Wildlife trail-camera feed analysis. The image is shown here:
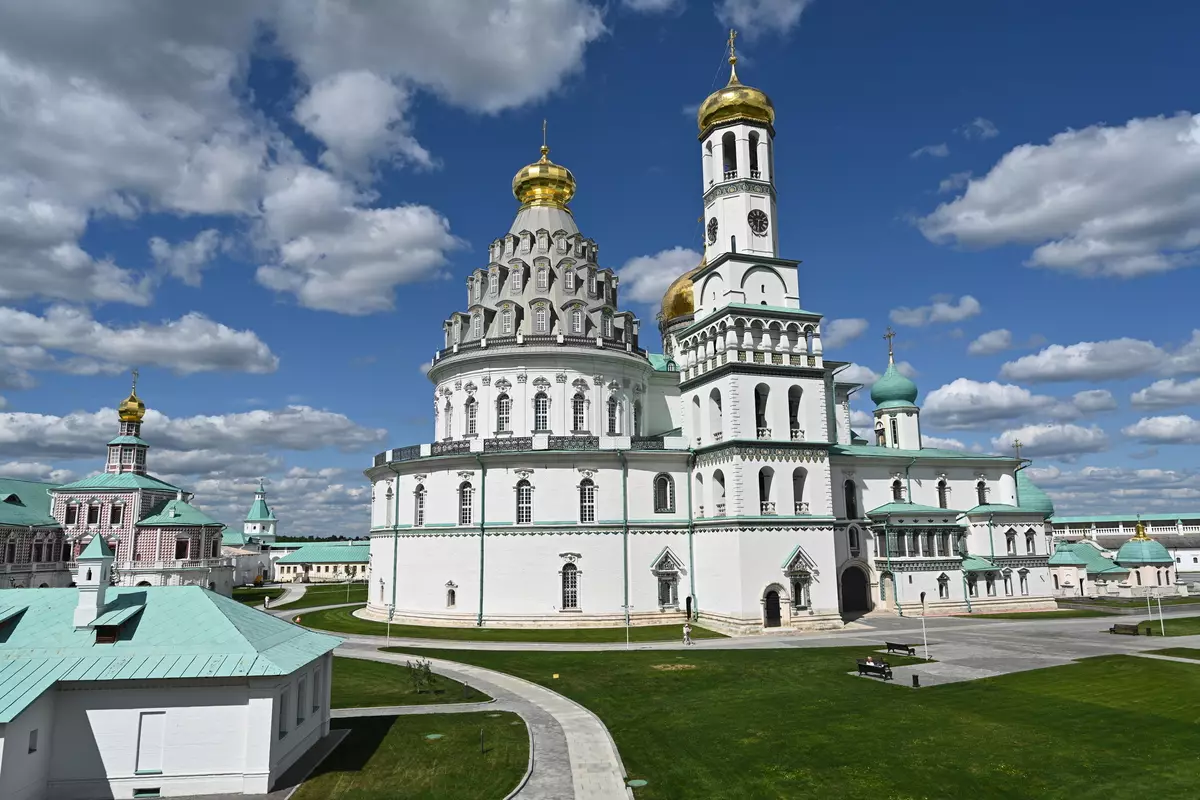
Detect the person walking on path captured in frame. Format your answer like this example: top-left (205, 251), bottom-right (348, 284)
top-left (683, 622), bottom-right (693, 646)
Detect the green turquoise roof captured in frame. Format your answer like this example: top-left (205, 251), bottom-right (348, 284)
top-left (275, 542), bottom-right (370, 564)
top-left (646, 353), bottom-right (679, 372)
top-left (107, 435), bottom-right (150, 447)
top-left (223, 529), bottom-right (252, 547)
top-left (868, 502), bottom-right (962, 517)
top-left (138, 498), bottom-right (224, 528)
top-left (870, 357), bottom-right (919, 407)
top-left (56, 472), bottom-right (183, 493)
top-left (1048, 545), bottom-right (1088, 566)
top-left (964, 504), bottom-right (1039, 515)
top-left (961, 555), bottom-right (1000, 572)
top-left (1016, 471), bottom-right (1055, 518)
top-left (1050, 512), bottom-right (1200, 524)
top-left (829, 444), bottom-right (1012, 461)
top-left (1053, 541), bottom-right (1127, 575)
top-left (0, 477), bottom-right (60, 527)
top-left (0, 586), bottom-right (341, 722)
top-left (1114, 537), bottom-right (1174, 566)
top-left (78, 534), bottom-right (114, 560)
top-left (246, 497), bottom-right (276, 522)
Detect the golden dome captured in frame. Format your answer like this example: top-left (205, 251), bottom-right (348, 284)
top-left (697, 43), bottom-right (774, 136)
top-left (660, 257), bottom-right (707, 324)
top-left (118, 369), bottom-right (145, 422)
top-left (512, 145), bottom-right (576, 209)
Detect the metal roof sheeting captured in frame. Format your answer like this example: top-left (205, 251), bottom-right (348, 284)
top-left (274, 542), bottom-right (370, 564)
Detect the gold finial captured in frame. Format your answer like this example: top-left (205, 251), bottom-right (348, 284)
top-left (1133, 516), bottom-right (1150, 540)
top-left (131, 367), bottom-right (139, 394)
top-left (1012, 439), bottom-right (1023, 460)
top-left (118, 367), bottom-right (146, 423)
top-left (727, 28), bottom-right (740, 83)
top-left (540, 119), bottom-right (549, 161)
top-left (883, 326), bottom-right (896, 361)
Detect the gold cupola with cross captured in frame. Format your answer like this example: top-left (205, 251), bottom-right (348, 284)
top-left (512, 121), bottom-right (577, 210)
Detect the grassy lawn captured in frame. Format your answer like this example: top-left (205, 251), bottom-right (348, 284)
top-left (1137, 615), bottom-right (1200, 636)
top-left (1067, 595), bottom-right (1200, 607)
top-left (331, 656), bottom-right (491, 708)
top-left (956, 609), bottom-right (1116, 619)
top-left (274, 582), bottom-right (368, 610)
top-left (1148, 647), bottom-right (1200, 660)
top-left (293, 713), bottom-right (527, 800)
top-left (297, 604), bottom-right (727, 642)
top-left (232, 586), bottom-right (284, 606)
top-left (398, 646), bottom-right (1200, 799)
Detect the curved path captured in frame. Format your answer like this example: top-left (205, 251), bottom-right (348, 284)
top-left (269, 582), bottom-right (306, 608)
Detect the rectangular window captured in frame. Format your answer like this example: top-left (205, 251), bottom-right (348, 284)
top-left (297, 677), bottom-right (307, 726)
top-left (86, 505), bottom-right (100, 525)
top-left (1020, 573), bottom-right (1029, 596)
top-left (459, 487), bottom-right (473, 526)
top-left (65, 505), bottom-right (78, 525)
top-left (579, 484), bottom-right (596, 523)
top-left (511, 268), bottom-right (522, 292)
top-left (135, 450), bottom-right (145, 465)
top-left (313, 667), bottom-right (322, 712)
top-left (938, 533), bottom-right (949, 556)
top-left (122, 448), bottom-right (133, 464)
top-left (278, 690), bottom-right (289, 739)
top-left (985, 575), bottom-right (996, 596)
top-left (32, 542), bottom-right (42, 563)
top-left (565, 269), bottom-right (575, 290)
top-left (602, 315), bottom-right (612, 338)
top-left (535, 306), bottom-right (547, 333)
top-left (174, 539), bottom-right (189, 560)
top-left (537, 267), bottom-right (548, 290)
top-left (6, 542), bottom-right (15, 563)
top-left (110, 505), bottom-right (123, 526)
top-left (29, 728), bottom-right (38, 754)
top-left (489, 270), bottom-right (498, 294)
top-left (473, 314), bottom-right (482, 338)
top-left (501, 308), bottom-right (512, 335)
top-left (135, 712), bottom-right (165, 773)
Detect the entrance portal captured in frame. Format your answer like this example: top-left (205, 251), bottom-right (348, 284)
top-left (685, 595), bottom-right (693, 619)
top-left (840, 566), bottom-right (871, 613)
top-left (764, 590), bottom-right (782, 627)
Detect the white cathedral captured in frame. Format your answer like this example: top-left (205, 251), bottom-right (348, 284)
top-left (364, 40), bottom-right (1058, 632)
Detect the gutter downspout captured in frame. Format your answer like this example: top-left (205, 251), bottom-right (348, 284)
top-left (386, 465), bottom-right (402, 612)
top-left (474, 453), bottom-right (487, 627)
top-left (686, 450), bottom-right (697, 620)
top-left (904, 456), bottom-right (917, 504)
top-left (618, 450), bottom-right (630, 627)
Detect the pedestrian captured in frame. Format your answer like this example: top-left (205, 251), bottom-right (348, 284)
top-left (263, 595), bottom-right (269, 610)
top-left (683, 622), bottom-right (693, 646)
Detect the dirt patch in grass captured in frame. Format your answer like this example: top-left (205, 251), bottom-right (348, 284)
top-left (651, 663), bottom-right (697, 671)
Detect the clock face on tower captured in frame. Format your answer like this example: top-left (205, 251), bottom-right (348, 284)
top-left (748, 209), bottom-right (769, 236)
top-left (707, 217), bottom-right (718, 244)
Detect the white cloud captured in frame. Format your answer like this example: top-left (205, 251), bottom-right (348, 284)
top-left (419, 361), bottom-right (433, 376)
top-left (839, 364), bottom-right (879, 386)
top-left (1028, 464), bottom-right (1200, 514)
top-left (1131, 377), bottom-right (1200, 409)
top-left (149, 229), bottom-right (223, 287)
top-left (967, 328), bottom-right (1012, 356)
top-left (910, 143), bottom-right (950, 159)
top-left (923, 378), bottom-right (1067, 429)
top-left (999, 332), bottom-right (1200, 383)
top-left (616, 246), bottom-right (701, 305)
top-left (295, 71), bottom-right (434, 179)
top-left (1122, 415), bottom-right (1200, 445)
top-left (938, 171), bottom-right (972, 194)
top-left (0, 305), bottom-right (278, 376)
top-left (849, 409), bottom-right (873, 429)
top-left (0, 460), bottom-right (76, 484)
top-left (622, 0), bottom-right (681, 11)
top-left (960, 117), bottom-right (999, 140)
top-left (715, 0), bottom-right (814, 40)
top-left (919, 112), bottom-right (1200, 278)
top-left (823, 318), bottom-right (869, 349)
top-left (1072, 389), bottom-right (1117, 413)
top-left (922, 435), bottom-right (968, 451)
top-left (990, 423), bottom-right (1109, 461)
top-left (890, 295), bottom-right (981, 327)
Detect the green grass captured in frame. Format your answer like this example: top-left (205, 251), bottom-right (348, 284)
top-left (296, 604), bottom-right (727, 642)
top-left (292, 713), bottom-right (527, 800)
top-left (957, 609), bottom-right (1116, 619)
top-left (331, 656), bottom-right (491, 708)
top-left (1066, 595), bottom-right (1200, 607)
top-left (1147, 647), bottom-right (1200, 660)
top-left (397, 647), bottom-right (1200, 799)
top-left (1137, 615), bottom-right (1200, 636)
top-left (274, 582), bottom-right (368, 610)
top-left (232, 586), bottom-right (284, 606)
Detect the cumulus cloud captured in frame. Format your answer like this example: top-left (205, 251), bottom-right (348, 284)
top-left (616, 246), bottom-right (701, 306)
top-left (849, 408), bottom-right (873, 429)
top-left (1000, 331), bottom-right (1200, 383)
top-left (919, 112), bottom-right (1200, 278)
top-left (890, 295), bottom-right (981, 327)
top-left (911, 143), bottom-right (950, 159)
top-left (959, 117), bottom-right (999, 140)
top-left (1130, 377), bottom-right (1200, 410)
top-left (922, 435), bottom-right (969, 451)
top-left (923, 378), bottom-right (1072, 429)
top-left (0, 460), bottom-right (76, 484)
top-left (149, 229), bottom-right (223, 287)
top-left (938, 171), bottom-right (972, 194)
top-left (622, 0), bottom-right (681, 11)
top-left (715, 0), bottom-right (814, 40)
top-left (0, 305), bottom-right (278, 378)
top-left (837, 361), bottom-right (916, 388)
top-left (823, 318), bottom-right (869, 349)
top-left (1122, 415), bottom-right (1200, 445)
top-left (1030, 464), bottom-right (1200, 514)
top-left (1072, 389), bottom-right (1117, 413)
top-left (990, 423), bottom-right (1109, 461)
top-left (967, 328), bottom-right (1012, 356)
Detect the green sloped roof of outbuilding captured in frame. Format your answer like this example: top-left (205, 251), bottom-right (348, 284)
top-left (138, 498), bottom-right (223, 528)
top-left (274, 542), bottom-right (371, 564)
top-left (0, 477), bottom-right (61, 527)
top-left (56, 472), bottom-right (183, 492)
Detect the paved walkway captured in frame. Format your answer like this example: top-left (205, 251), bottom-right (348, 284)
top-left (337, 643), bottom-right (632, 800)
top-left (267, 583), bottom-right (306, 609)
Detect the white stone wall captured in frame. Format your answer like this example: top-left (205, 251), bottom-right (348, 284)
top-left (0, 688), bottom-right (56, 800)
top-left (700, 121), bottom-right (779, 264)
top-left (832, 462), bottom-right (1020, 516)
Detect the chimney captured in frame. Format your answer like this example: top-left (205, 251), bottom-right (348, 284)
top-left (74, 535), bottom-right (115, 628)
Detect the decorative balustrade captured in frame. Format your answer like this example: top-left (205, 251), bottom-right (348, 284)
top-left (724, 169), bottom-right (738, 180)
top-left (757, 427), bottom-right (771, 440)
top-left (716, 503), bottom-right (726, 517)
top-left (549, 435), bottom-right (598, 450)
top-left (794, 501), bottom-right (809, 514)
top-left (697, 506), bottom-right (705, 518)
top-left (432, 440), bottom-right (470, 456)
top-left (790, 428), bottom-right (804, 441)
top-left (760, 501), bottom-right (776, 516)
top-left (750, 170), bottom-right (761, 179)
top-left (713, 431), bottom-right (724, 442)
top-left (631, 436), bottom-right (665, 450)
top-left (484, 437), bottom-right (533, 452)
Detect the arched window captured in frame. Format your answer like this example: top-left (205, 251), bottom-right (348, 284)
top-left (754, 383), bottom-right (770, 439)
top-left (561, 562), bottom-right (579, 609)
top-left (516, 479), bottom-right (533, 524)
top-left (489, 269), bottom-right (498, 294)
top-left (465, 398), bottom-right (477, 436)
top-left (472, 277), bottom-right (481, 302)
top-left (496, 394), bottom-right (512, 432)
top-left (633, 401), bottom-right (642, 436)
top-left (606, 396), bottom-right (619, 435)
top-left (587, 272), bottom-right (596, 296)
top-left (473, 313), bottom-right (482, 338)
top-left (1025, 531), bottom-right (1036, 555)
top-left (721, 130), bottom-right (737, 178)
top-left (458, 483), bottom-right (474, 525)
top-left (571, 308), bottom-right (583, 335)
top-left (535, 305), bottom-right (548, 333)
top-left (976, 480), bottom-right (987, 505)
top-left (537, 266), bottom-right (549, 290)
top-left (938, 573), bottom-right (949, 599)
top-left (875, 422), bottom-right (885, 447)
top-left (654, 474), bottom-right (675, 513)
top-left (572, 393), bottom-right (586, 431)
top-left (709, 388), bottom-right (723, 441)
top-left (1005, 530), bottom-right (1016, 555)
top-left (748, 130), bottom-right (760, 176)
top-left (1053, 574), bottom-right (1060, 590)
top-left (565, 268), bottom-right (576, 291)
top-left (1135, 570), bottom-right (1142, 586)
top-left (446, 588), bottom-right (456, 607)
top-left (892, 479), bottom-right (904, 502)
top-left (602, 314), bottom-right (613, 338)
top-left (758, 467), bottom-right (775, 515)
top-left (890, 417), bottom-right (899, 447)
top-left (579, 479), bottom-right (596, 523)
top-left (788, 386), bottom-right (802, 440)
top-left (848, 526), bottom-right (860, 555)
top-left (730, 234), bottom-right (737, 253)
top-left (501, 307), bottom-right (513, 335)
top-left (844, 479), bottom-right (859, 519)
top-left (533, 392), bottom-right (550, 432)
top-left (511, 267), bottom-right (522, 292)
top-left (443, 402), bottom-right (453, 439)
top-left (937, 479), bottom-right (948, 509)
top-left (414, 485), bottom-right (426, 527)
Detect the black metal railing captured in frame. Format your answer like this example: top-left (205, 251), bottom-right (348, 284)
top-left (549, 436), bottom-right (599, 450)
top-left (431, 440), bottom-right (470, 456)
top-left (631, 436), bottom-right (665, 450)
top-left (484, 437), bottom-right (533, 452)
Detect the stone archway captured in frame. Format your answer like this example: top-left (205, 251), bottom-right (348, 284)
top-left (840, 565), bottom-right (871, 613)
top-left (763, 590), bottom-right (782, 628)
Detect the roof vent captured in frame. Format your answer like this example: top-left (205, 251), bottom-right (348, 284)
top-left (168, 507), bottom-right (177, 518)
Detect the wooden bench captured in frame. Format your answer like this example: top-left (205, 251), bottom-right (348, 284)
top-left (857, 659), bottom-right (893, 680)
top-left (885, 641), bottom-right (916, 656)
top-left (1109, 623), bottom-right (1141, 636)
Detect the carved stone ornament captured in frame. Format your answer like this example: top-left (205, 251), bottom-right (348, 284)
top-left (573, 378), bottom-right (590, 391)
top-left (413, 474), bottom-right (429, 482)
top-left (464, 381), bottom-right (477, 395)
top-left (515, 469), bottom-right (534, 479)
top-left (482, 375), bottom-right (492, 386)
top-left (577, 468), bottom-right (596, 479)
top-left (556, 373), bottom-right (568, 383)
top-left (495, 378), bottom-right (511, 391)
top-left (456, 470), bottom-right (476, 480)
top-left (593, 374), bottom-right (604, 386)
top-left (446, 580), bottom-right (458, 589)
top-left (559, 552), bottom-right (582, 562)
top-left (607, 380), bottom-right (620, 391)
top-left (517, 373), bottom-right (528, 384)
top-left (454, 380), bottom-right (462, 390)
top-left (533, 376), bottom-right (551, 389)
top-left (634, 383), bottom-right (645, 394)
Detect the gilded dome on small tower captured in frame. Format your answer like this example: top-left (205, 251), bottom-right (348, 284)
top-left (697, 30), bottom-right (775, 137)
top-left (660, 257), bottom-right (707, 324)
top-left (512, 127), bottom-right (576, 210)
top-left (117, 370), bottom-right (145, 422)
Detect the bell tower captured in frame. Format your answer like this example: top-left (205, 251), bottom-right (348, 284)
top-left (699, 29), bottom-right (779, 264)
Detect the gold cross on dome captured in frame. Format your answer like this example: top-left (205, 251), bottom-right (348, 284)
top-left (542, 119), bottom-right (547, 148)
top-left (1012, 439), bottom-right (1023, 459)
top-left (882, 326), bottom-right (896, 357)
top-left (728, 28), bottom-right (738, 63)
top-left (130, 367), bottom-right (139, 393)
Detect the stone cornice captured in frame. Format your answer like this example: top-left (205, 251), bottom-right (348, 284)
top-left (695, 442), bottom-right (829, 468)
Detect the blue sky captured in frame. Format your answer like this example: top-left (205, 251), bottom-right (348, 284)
top-left (1, 0), bottom-right (1198, 534)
